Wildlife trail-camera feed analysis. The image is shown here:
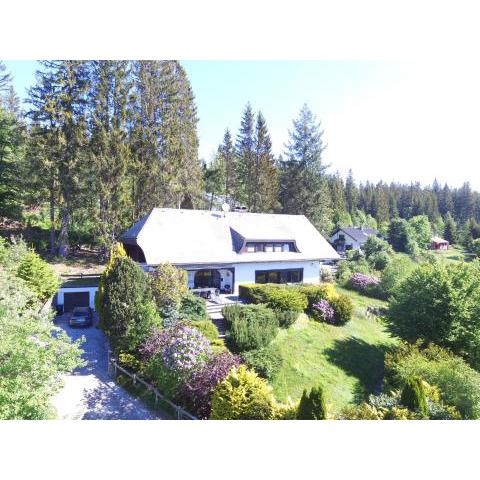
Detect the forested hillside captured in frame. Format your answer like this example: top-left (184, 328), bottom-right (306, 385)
top-left (1, 60), bottom-right (480, 259)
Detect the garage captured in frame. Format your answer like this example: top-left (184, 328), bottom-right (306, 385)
top-left (63, 291), bottom-right (90, 312)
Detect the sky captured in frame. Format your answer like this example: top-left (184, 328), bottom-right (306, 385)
top-left (4, 60), bottom-right (480, 189)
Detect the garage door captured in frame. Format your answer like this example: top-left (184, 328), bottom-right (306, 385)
top-left (64, 292), bottom-right (90, 312)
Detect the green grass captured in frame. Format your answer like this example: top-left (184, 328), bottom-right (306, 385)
top-left (271, 288), bottom-right (398, 414)
top-left (430, 245), bottom-right (475, 264)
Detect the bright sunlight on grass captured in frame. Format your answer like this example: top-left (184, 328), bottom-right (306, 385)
top-left (271, 287), bottom-right (398, 414)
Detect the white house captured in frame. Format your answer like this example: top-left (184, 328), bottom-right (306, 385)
top-left (330, 226), bottom-right (379, 254)
top-left (120, 208), bottom-right (340, 294)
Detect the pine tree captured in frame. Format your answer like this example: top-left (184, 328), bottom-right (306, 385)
top-left (296, 386), bottom-right (327, 419)
top-left (217, 129), bottom-right (236, 203)
top-left (345, 169), bottom-right (358, 214)
top-left (444, 212), bottom-right (458, 244)
top-left (252, 111), bottom-right (279, 212)
top-left (27, 61), bottom-right (89, 257)
top-left (0, 61), bottom-right (11, 98)
top-left (88, 61), bottom-right (132, 257)
top-left (280, 104), bottom-right (332, 234)
top-left (235, 103), bottom-right (255, 207)
top-left (401, 377), bottom-right (428, 418)
top-left (203, 154), bottom-right (226, 209)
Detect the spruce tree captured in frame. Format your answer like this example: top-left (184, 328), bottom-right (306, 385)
top-left (296, 386), bottom-right (327, 419)
top-left (217, 129), bottom-right (236, 203)
top-left (401, 377), bottom-right (428, 418)
top-left (345, 169), bottom-right (358, 214)
top-left (27, 60), bottom-right (89, 257)
top-left (88, 61), bottom-right (132, 257)
top-left (444, 212), bottom-right (458, 244)
top-left (235, 103), bottom-right (255, 207)
top-left (280, 104), bottom-right (332, 234)
top-left (252, 111), bottom-right (279, 212)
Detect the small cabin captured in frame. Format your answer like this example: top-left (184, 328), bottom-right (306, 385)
top-left (431, 236), bottom-right (449, 250)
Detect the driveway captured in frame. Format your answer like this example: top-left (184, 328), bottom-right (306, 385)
top-left (52, 313), bottom-right (164, 420)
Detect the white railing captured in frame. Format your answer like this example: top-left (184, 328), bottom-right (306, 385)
top-left (108, 356), bottom-right (197, 420)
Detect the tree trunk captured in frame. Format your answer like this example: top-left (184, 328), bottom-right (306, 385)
top-left (58, 205), bottom-right (70, 258)
top-left (49, 184), bottom-right (55, 256)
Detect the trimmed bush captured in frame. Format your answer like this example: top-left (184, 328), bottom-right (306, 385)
top-left (275, 310), bottom-right (298, 328)
top-left (177, 352), bottom-right (241, 419)
top-left (329, 294), bottom-right (353, 326)
top-left (242, 344), bottom-right (283, 380)
top-left (210, 365), bottom-right (277, 420)
top-left (227, 304), bottom-right (279, 352)
top-left (296, 386), bottom-right (327, 419)
top-left (238, 283), bottom-right (307, 312)
top-left (190, 320), bottom-right (219, 344)
top-left (401, 377), bottom-right (428, 418)
top-left (16, 250), bottom-right (60, 303)
top-left (179, 292), bottom-right (207, 322)
top-left (296, 283), bottom-right (338, 312)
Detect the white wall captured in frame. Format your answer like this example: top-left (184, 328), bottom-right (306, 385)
top-left (57, 286), bottom-right (98, 309)
top-left (232, 260), bottom-right (320, 294)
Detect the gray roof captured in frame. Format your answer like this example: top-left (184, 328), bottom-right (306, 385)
top-left (334, 227), bottom-right (379, 244)
top-left (121, 208), bottom-right (340, 265)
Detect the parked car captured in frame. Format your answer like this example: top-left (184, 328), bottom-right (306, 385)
top-left (69, 306), bottom-right (93, 327)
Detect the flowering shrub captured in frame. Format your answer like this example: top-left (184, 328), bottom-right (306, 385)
top-left (141, 323), bottom-right (212, 376)
top-left (348, 272), bottom-right (380, 296)
top-left (312, 299), bottom-right (335, 323)
top-left (177, 352), bottom-right (241, 419)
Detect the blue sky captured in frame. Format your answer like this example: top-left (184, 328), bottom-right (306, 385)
top-left (4, 60), bottom-right (480, 188)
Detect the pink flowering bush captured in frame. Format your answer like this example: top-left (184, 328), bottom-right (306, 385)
top-left (312, 299), bottom-right (335, 323)
top-left (176, 352), bottom-right (241, 419)
top-left (348, 272), bottom-right (381, 297)
top-left (141, 323), bottom-right (212, 376)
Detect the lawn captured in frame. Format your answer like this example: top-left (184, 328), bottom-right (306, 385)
top-left (430, 245), bottom-right (475, 264)
top-left (271, 287), bottom-right (398, 414)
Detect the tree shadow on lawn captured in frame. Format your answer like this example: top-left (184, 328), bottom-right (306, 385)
top-left (324, 337), bottom-right (395, 404)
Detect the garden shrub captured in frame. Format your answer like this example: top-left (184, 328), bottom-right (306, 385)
top-left (177, 352), bottom-right (241, 419)
top-left (296, 386), bottom-right (327, 420)
top-left (141, 323), bottom-right (212, 378)
top-left (296, 283), bottom-right (338, 312)
top-left (190, 320), bottom-right (219, 344)
top-left (385, 342), bottom-right (480, 419)
top-left (210, 365), bottom-right (277, 420)
top-left (179, 292), bottom-right (207, 322)
top-left (311, 299), bottom-right (335, 323)
top-left (100, 256), bottom-right (161, 353)
top-left (118, 352), bottom-right (142, 373)
top-left (388, 260), bottom-right (480, 368)
top-left (16, 250), bottom-right (59, 303)
top-left (222, 303), bottom-right (244, 326)
top-left (320, 266), bottom-right (335, 283)
top-left (339, 403), bottom-right (383, 420)
top-left (143, 356), bottom-right (182, 398)
top-left (347, 272), bottom-right (381, 298)
top-left (400, 377), bottom-right (428, 418)
top-left (379, 255), bottom-right (416, 299)
top-left (238, 283), bottom-right (307, 312)
top-left (151, 262), bottom-right (188, 326)
top-left (227, 304), bottom-right (278, 352)
top-left (275, 310), bottom-right (298, 328)
top-left (329, 294), bottom-right (353, 325)
top-left (242, 344), bottom-right (283, 380)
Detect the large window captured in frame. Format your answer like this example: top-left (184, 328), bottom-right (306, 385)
top-left (245, 242), bottom-right (297, 253)
top-left (255, 268), bottom-right (303, 284)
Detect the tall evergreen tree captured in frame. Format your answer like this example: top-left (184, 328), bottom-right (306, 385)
top-left (345, 169), bottom-right (358, 214)
top-left (217, 129), bottom-right (236, 203)
top-left (27, 61), bottom-right (89, 257)
top-left (88, 61), bottom-right (132, 257)
top-left (235, 103), bottom-right (255, 207)
top-left (444, 212), bottom-right (458, 244)
top-left (280, 104), bottom-right (332, 234)
top-left (252, 111), bottom-right (279, 212)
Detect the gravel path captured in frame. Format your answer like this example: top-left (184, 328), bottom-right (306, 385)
top-left (52, 314), bottom-right (164, 420)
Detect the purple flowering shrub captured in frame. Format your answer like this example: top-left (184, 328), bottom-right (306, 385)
top-left (348, 272), bottom-right (381, 297)
top-left (312, 299), bottom-right (335, 324)
top-left (141, 323), bottom-right (212, 376)
top-left (176, 352), bottom-right (241, 419)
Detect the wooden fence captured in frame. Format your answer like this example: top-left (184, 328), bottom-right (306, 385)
top-left (108, 356), bottom-right (197, 420)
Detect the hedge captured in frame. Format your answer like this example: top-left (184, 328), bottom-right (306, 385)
top-left (238, 283), bottom-right (307, 312)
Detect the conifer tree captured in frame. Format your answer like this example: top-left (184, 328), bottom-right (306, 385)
top-left (235, 103), bottom-right (255, 206)
top-left (217, 129), bottom-right (236, 203)
top-left (27, 61), bottom-right (89, 257)
top-left (345, 169), bottom-right (358, 214)
top-left (401, 377), bottom-right (428, 418)
top-left (296, 386), bottom-right (327, 419)
top-left (252, 111), bottom-right (279, 212)
top-left (88, 61), bottom-right (132, 257)
top-left (444, 212), bottom-right (458, 244)
top-left (280, 104), bottom-right (332, 234)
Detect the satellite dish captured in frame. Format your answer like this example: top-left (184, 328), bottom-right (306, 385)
top-left (221, 203), bottom-right (230, 213)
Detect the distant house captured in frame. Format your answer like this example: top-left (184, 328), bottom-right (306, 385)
top-left (431, 236), bottom-right (449, 250)
top-left (120, 208), bottom-right (339, 294)
top-left (330, 226), bottom-right (379, 254)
